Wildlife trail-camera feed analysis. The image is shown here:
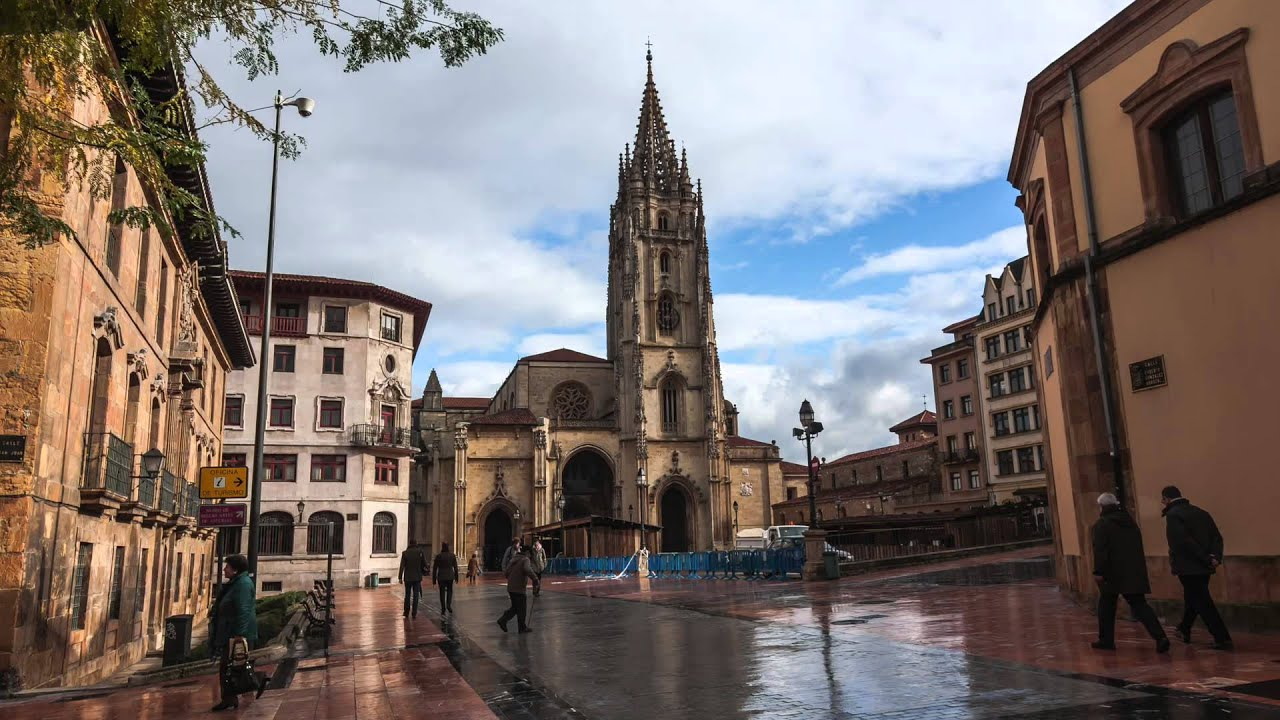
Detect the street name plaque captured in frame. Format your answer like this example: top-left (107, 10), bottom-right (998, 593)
top-left (198, 503), bottom-right (247, 528)
top-left (1129, 355), bottom-right (1167, 392)
top-left (0, 435), bottom-right (26, 463)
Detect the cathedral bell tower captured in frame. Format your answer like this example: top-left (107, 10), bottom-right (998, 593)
top-left (606, 49), bottom-right (732, 551)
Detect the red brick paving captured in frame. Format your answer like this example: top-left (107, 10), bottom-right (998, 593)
top-left (542, 547), bottom-right (1280, 707)
top-left (0, 587), bottom-right (494, 719)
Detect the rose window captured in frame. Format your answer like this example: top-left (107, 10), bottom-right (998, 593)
top-left (553, 383), bottom-right (591, 420)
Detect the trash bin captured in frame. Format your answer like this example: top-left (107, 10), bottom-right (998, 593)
top-left (163, 614), bottom-right (194, 666)
top-left (822, 552), bottom-right (839, 581)
top-left (364, 573), bottom-right (380, 588)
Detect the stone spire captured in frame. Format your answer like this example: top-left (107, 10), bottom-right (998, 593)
top-left (423, 368), bottom-right (443, 411)
top-left (628, 46), bottom-right (679, 194)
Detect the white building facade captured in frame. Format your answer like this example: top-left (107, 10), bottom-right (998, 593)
top-left (221, 271), bottom-right (431, 593)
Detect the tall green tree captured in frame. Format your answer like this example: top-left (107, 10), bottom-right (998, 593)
top-left (0, 0), bottom-right (503, 247)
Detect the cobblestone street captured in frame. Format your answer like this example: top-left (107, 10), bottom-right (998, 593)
top-left (2, 550), bottom-right (1278, 719)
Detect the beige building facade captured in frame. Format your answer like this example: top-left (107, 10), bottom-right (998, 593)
top-left (974, 258), bottom-right (1047, 503)
top-left (413, 54), bottom-right (785, 566)
top-left (222, 272), bottom-right (430, 592)
top-left (0, 29), bottom-right (255, 689)
top-left (1009, 0), bottom-right (1280, 614)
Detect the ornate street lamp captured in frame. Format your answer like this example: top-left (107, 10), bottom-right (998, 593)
top-left (296, 499), bottom-right (305, 524)
top-left (636, 467), bottom-right (648, 549)
top-left (557, 495), bottom-right (567, 558)
top-left (140, 448), bottom-right (166, 480)
top-left (793, 399), bottom-right (824, 529)
top-left (732, 500), bottom-right (739, 539)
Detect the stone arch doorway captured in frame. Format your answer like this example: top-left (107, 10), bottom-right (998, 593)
top-left (482, 508), bottom-right (513, 571)
top-left (659, 485), bottom-right (692, 553)
top-left (561, 448), bottom-right (614, 520)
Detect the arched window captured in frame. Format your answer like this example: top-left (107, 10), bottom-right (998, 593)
top-left (106, 157), bottom-right (127, 278)
top-left (660, 376), bottom-right (681, 434)
top-left (308, 511), bottom-right (344, 554)
top-left (259, 512), bottom-right (294, 556)
top-left (552, 382), bottom-right (591, 420)
top-left (656, 294), bottom-right (678, 336)
top-left (124, 374), bottom-right (141, 448)
top-left (657, 212), bottom-right (670, 231)
top-left (372, 512), bottom-right (396, 554)
top-left (148, 397), bottom-right (162, 451)
top-left (659, 251), bottom-right (671, 274)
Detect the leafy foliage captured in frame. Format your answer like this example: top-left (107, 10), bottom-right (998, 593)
top-left (0, 0), bottom-right (503, 247)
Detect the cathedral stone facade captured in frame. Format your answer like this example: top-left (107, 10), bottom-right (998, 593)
top-left (413, 54), bottom-right (785, 566)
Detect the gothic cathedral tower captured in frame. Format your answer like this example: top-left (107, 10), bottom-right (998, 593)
top-left (607, 50), bottom-right (732, 551)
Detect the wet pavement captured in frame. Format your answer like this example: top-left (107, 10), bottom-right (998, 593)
top-left (3, 549), bottom-right (1279, 718)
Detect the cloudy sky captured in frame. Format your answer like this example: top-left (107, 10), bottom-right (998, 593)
top-left (199, 0), bottom-right (1128, 461)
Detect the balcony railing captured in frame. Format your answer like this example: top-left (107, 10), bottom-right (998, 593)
top-left (82, 432), bottom-right (133, 497)
top-left (244, 315), bottom-right (308, 336)
top-left (135, 475), bottom-right (156, 508)
top-left (184, 484), bottom-right (200, 518)
top-left (929, 336), bottom-right (975, 357)
top-left (160, 471), bottom-right (179, 514)
top-left (350, 424), bottom-right (415, 450)
top-left (942, 449), bottom-right (981, 465)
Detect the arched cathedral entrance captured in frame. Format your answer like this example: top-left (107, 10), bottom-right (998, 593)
top-left (482, 509), bottom-right (513, 571)
top-left (561, 449), bottom-right (614, 519)
top-left (659, 486), bottom-right (691, 552)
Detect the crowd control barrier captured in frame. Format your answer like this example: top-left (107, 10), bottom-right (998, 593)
top-left (544, 546), bottom-right (805, 581)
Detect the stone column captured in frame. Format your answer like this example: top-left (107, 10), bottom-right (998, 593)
top-left (453, 424), bottom-right (468, 556)
top-left (803, 528), bottom-right (829, 581)
top-left (533, 424), bottom-right (547, 527)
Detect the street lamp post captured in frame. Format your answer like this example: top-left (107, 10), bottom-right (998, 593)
top-left (246, 91), bottom-right (315, 581)
top-left (636, 468), bottom-right (648, 550)
top-left (793, 399), bottom-right (823, 528)
top-left (732, 500), bottom-right (739, 539)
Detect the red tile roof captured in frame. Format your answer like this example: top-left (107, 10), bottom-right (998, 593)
top-left (725, 435), bottom-right (775, 448)
top-left (465, 408), bottom-right (539, 426)
top-left (519, 348), bottom-right (609, 364)
top-left (826, 438), bottom-right (937, 467)
top-left (444, 397), bottom-right (491, 410)
top-left (889, 410), bottom-right (937, 433)
top-left (229, 270), bottom-right (432, 355)
top-left (781, 461), bottom-right (809, 476)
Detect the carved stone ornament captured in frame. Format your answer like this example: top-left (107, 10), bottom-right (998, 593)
top-left (552, 440), bottom-right (563, 460)
top-left (552, 382), bottom-right (591, 420)
top-left (126, 348), bottom-right (150, 379)
top-left (739, 482), bottom-right (753, 497)
top-left (150, 371), bottom-right (167, 400)
top-left (454, 425), bottom-right (469, 451)
top-left (92, 306), bottom-right (126, 350)
top-left (177, 264), bottom-right (199, 344)
top-left (493, 463), bottom-right (507, 497)
top-left (670, 450), bottom-right (681, 474)
top-left (533, 428), bottom-right (547, 450)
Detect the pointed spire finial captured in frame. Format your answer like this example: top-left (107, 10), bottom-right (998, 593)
top-left (645, 37), bottom-right (653, 63)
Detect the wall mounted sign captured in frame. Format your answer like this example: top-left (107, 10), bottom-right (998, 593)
top-left (198, 503), bottom-right (247, 528)
top-left (199, 466), bottom-right (249, 499)
top-left (1129, 356), bottom-right (1168, 392)
top-left (0, 435), bottom-right (26, 463)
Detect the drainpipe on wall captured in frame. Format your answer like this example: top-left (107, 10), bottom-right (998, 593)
top-left (1067, 67), bottom-right (1128, 507)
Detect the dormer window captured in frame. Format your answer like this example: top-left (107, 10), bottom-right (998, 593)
top-left (1005, 296), bottom-right (1016, 315)
top-left (987, 303), bottom-right (997, 321)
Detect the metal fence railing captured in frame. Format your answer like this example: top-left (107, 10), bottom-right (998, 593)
top-left (184, 484), bottom-right (200, 517)
top-left (82, 432), bottom-right (133, 497)
top-left (135, 476), bottom-right (156, 508)
top-left (544, 547), bottom-right (807, 581)
top-left (160, 471), bottom-right (179, 514)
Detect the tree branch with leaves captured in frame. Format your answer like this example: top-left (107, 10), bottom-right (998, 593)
top-left (0, 0), bottom-right (503, 248)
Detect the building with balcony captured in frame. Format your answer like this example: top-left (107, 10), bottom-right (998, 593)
top-left (221, 272), bottom-right (431, 593)
top-left (974, 257), bottom-right (1046, 504)
top-left (1010, 0), bottom-right (1280, 616)
top-left (920, 315), bottom-right (990, 510)
top-left (0, 25), bottom-right (255, 689)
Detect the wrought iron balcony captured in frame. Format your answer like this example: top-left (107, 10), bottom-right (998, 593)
top-left (184, 483), bottom-right (200, 518)
top-left (244, 315), bottom-right (308, 336)
top-left (159, 471), bottom-right (180, 515)
top-left (350, 424), bottom-right (416, 451)
top-left (135, 475), bottom-right (157, 508)
top-left (82, 432), bottom-right (133, 499)
top-left (942, 449), bottom-right (982, 465)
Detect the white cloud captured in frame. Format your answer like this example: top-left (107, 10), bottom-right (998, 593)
top-left (430, 361), bottom-right (514, 398)
top-left (837, 226), bottom-right (1027, 286)
top-left (516, 330), bottom-right (606, 359)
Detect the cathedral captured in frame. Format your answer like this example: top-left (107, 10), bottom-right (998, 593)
top-left (413, 52), bottom-right (786, 567)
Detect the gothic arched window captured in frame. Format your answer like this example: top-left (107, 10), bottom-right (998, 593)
top-left (659, 251), bottom-right (671, 274)
top-left (660, 376), bottom-right (682, 434)
top-left (657, 212), bottom-right (670, 231)
top-left (552, 382), bottom-right (591, 420)
top-left (657, 294), bottom-right (679, 336)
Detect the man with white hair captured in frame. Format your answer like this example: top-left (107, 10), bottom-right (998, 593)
top-left (1090, 492), bottom-right (1169, 652)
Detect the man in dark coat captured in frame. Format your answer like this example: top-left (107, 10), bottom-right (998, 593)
top-left (1091, 493), bottom-right (1169, 652)
top-left (497, 547), bottom-right (540, 634)
top-left (1161, 486), bottom-right (1233, 649)
top-left (398, 539), bottom-right (429, 618)
top-left (212, 554), bottom-right (263, 711)
top-left (432, 542), bottom-right (460, 615)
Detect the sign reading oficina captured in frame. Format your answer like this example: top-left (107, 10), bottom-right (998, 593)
top-left (199, 466), bottom-right (249, 499)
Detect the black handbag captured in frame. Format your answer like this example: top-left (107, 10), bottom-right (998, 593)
top-left (222, 637), bottom-right (260, 696)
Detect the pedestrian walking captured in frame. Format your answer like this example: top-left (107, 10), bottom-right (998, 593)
top-left (532, 539), bottom-right (547, 581)
top-left (1161, 486), bottom-right (1233, 649)
top-left (211, 554), bottom-right (265, 712)
top-left (501, 536), bottom-right (521, 571)
top-left (1090, 493), bottom-right (1169, 653)
top-left (497, 547), bottom-right (540, 634)
top-left (398, 539), bottom-right (429, 618)
top-left (466, 551), bottom-right (480, 585)
top-left (432, 542), bottom-right (460, 614)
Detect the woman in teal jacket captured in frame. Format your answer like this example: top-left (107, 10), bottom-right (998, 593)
top-left (212, 554), bottom-right (260, 711)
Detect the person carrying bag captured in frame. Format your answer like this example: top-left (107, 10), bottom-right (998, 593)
top-left (212, 554), bottom-right (265, 711)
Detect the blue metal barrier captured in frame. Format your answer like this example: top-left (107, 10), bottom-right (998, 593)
top-left (543, 545), bottom-right (806, 580)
